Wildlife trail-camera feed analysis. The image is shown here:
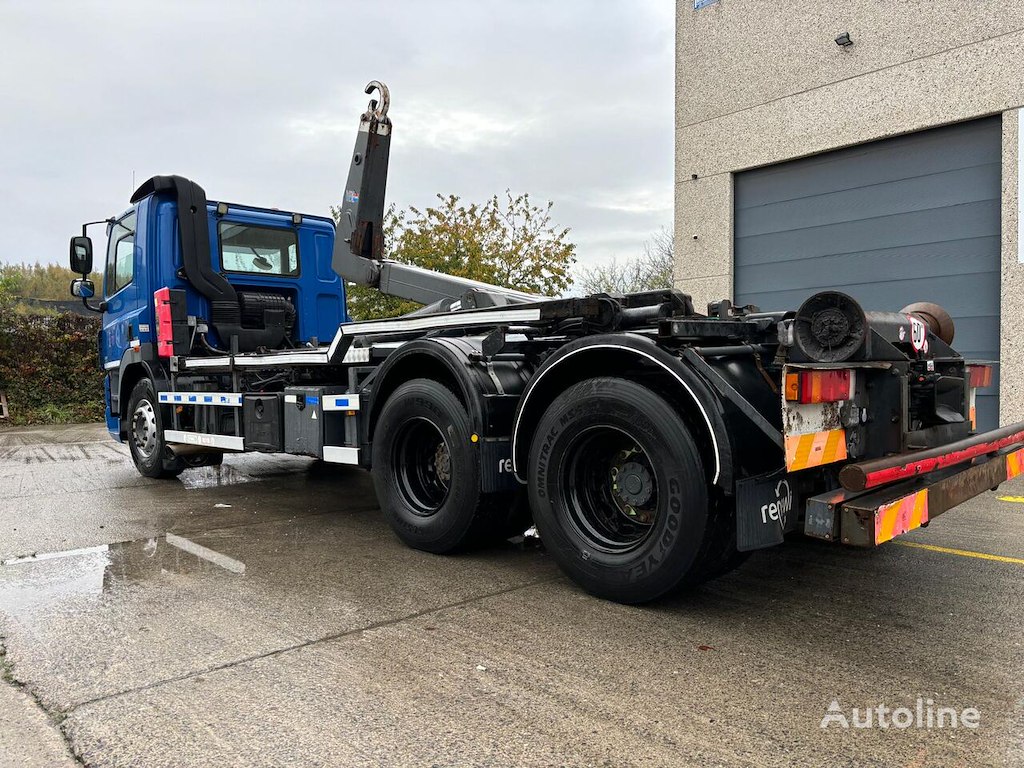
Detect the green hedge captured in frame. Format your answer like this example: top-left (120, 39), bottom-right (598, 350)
top-left (0, 304), bottom-right (105, 425)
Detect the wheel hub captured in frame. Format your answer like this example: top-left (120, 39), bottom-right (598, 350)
top-left (561, 427), bottom-right (661, 553)
top-left (392, 417), bottom-right (452, 516)
top-left (132, 399), bottom-right (158, 459)
top-left (613, 460), bottom-right (653, 507)
top-left (433, 441), bottom-right (451, 486)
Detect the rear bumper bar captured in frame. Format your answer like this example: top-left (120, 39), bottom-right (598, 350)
top-left (838, 421), bottom-right (1024, 492)
top-left (806, 443), bottom-right (1024, 547)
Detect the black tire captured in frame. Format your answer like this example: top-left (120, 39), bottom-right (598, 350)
top-left (528, 377), bottom-right (712, 604)
top-left (682, 495), bottom-right (750, 585)
top-left (371, 378), bottom-right (514, 553)
top-left (126, 379), bottom-right (184, 479)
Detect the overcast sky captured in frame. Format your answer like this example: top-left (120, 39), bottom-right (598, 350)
top-left (0, 1), bottom-right (675, 275)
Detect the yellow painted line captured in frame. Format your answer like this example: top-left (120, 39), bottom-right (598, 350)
top-left (997, 495), bottom-right (1024, 503)
top-left (894, 540), bottom-right (1024, 565)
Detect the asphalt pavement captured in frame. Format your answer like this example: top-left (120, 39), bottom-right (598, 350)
top-left (0, 423), bottom-right (1022, 767)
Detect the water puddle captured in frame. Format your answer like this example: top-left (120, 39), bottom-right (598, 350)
top-left (177, 464), bottom-right (255, 490)
top-left (0, 534), bottom-right (246, 617)
top-left (176, 454), bottom-right (316, 489)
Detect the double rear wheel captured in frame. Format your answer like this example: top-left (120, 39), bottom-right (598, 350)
top-left (527, 376), bottom-right (727, 603)
top-left (368, 374), bottom-right (744, 603)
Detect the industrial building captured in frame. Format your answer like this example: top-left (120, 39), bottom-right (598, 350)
top-left (675, 1), bottom-right (1024, 430)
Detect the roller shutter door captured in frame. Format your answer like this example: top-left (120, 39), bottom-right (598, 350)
top-left (734, 117), bottom-right (1002, 430)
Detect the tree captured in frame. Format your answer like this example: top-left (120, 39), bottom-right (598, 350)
top-left (333, 192), bottom-right (577, 320)
top-left (575, 227), bottom-right (674, 295)
top-left (0, 269), bottom-right (20, 306)
top-left (0, 263), bottom-right (101, 301)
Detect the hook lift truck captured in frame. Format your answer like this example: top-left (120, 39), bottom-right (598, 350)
top-left (68, 81), bottom-right (1020, 603)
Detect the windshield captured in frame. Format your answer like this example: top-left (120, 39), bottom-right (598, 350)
top-left (219, 222), bottom-right (299, 276)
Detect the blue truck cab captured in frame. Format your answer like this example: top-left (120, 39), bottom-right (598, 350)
top-left (70, 176), bottom-right (345, 442)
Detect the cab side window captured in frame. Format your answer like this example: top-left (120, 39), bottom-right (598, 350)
top-left (105, 212), bottom-right (137, 297)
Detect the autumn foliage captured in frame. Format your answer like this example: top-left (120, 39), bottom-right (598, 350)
top-left (334, 192), bottom-right (577, 320)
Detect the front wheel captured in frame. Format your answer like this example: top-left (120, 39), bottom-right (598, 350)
top-left (527, 377), bottom-right (712, 603)
top-left (126, 378), bottom-right (183, 479)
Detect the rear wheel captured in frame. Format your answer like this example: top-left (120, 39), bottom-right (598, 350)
top-left (126, 379), bottom-right (184, 479)
top-left (372, 379), bottom-right (516, 553)
top-left (528, 377), bottom-right (712, 603)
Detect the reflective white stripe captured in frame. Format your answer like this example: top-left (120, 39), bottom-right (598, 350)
top-left (510, 343), bottom-right (722, 485)
top-left (342, 346), bottom-right (371, 364)
top-left (182, 357), bottom-right (230, 369)
top-left (164, 430), bottom-right (244, 451)
top-left (339, 307), bottom-right (543, 336)
top-left (327, 326), bottom-right (345, 360)
top-left (234, 352), bottom-right (329, 366)
top-left (322, 446), bottom-right (360, 464)
top-left (184, 351), bottom-right (330, 369)
top-left (159, 392), bottom-right (243, 407)
top-left (104, 360), bottom-right (120, 370)
top-left (322, 395), bottom-right (361, 412)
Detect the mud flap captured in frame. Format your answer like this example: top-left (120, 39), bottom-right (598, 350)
top-left (736, 467), bottom-right (799, 552)
top-left (479, 437), bottom-right (521, 493)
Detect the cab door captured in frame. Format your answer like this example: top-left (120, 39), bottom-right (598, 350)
top-left (101, 211), bottom-right (140, 367)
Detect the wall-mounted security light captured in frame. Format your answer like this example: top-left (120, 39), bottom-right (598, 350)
top-left (835, 32), bottom-right (853, 47)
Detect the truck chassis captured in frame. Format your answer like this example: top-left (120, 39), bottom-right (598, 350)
top-left (68, 83), bottom-right (1020, 604)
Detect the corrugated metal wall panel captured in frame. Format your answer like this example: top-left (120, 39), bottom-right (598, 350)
top-left (734, 117), bottom-right (1002, 430)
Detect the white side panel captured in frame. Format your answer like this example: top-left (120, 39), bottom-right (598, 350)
top-left (164, 430), bottom-right (245, 451)
top-left (322, 446), bottom-right (360, 464)
top-left (322, 395), bottom-right (361, 412)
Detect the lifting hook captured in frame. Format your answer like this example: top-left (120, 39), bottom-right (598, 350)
top-left (364, 80), bottom-right (390, 121)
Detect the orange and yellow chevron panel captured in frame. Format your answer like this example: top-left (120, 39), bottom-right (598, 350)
top-left (1007, 448), bottom-right (1024, 480)
top-left (784, 428), bottom-right (848, 472)
top-left (874, 490), bottom-right (929, 545)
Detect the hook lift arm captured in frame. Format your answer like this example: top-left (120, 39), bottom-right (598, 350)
top-left (331, 81), bottom-right (538, 310)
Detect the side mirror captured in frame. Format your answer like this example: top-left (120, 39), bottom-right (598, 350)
top-left (70, 278), bottom-right (95, 299)
top-left (69, 235), bottom-right (93, 275)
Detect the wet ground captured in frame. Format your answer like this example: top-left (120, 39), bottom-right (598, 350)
top-left (0, 422), bottom-right (1022, 767)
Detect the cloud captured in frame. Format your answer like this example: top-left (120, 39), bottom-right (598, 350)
top-left (0, 1), bottom-right (675, 271)
top-left (587, 186), bottom-right (675, 215)
top-left (289, 103), bottom-right (539, 154)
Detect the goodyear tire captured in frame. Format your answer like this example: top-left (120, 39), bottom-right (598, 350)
top-left (126, 378), bottom-right (184, 479)
top-left (372, 378), bottom-right (514, 553)
top-left (528, 377), bottom-right (710, 603)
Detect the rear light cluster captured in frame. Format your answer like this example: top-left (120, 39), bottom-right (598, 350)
top-left (784, 369), bottom-right (853, 404)
top-left (154, 287), bottom-right (174, 358)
